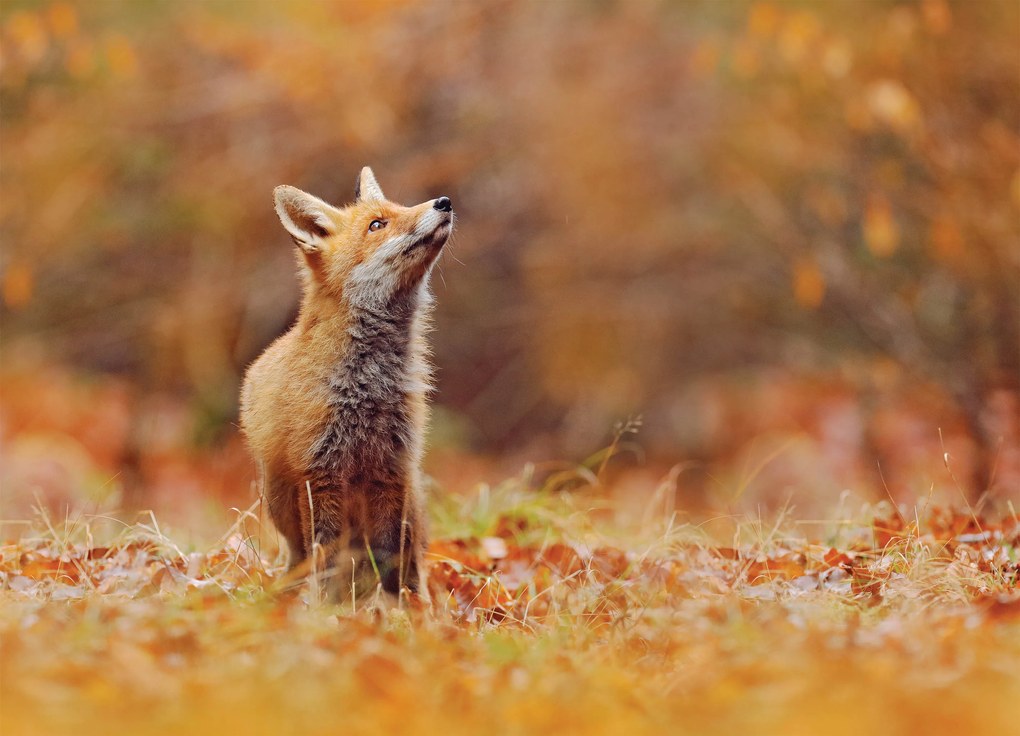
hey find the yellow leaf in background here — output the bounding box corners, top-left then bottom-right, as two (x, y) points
(104, 34), (137, 77)
(823, 39), (852, 79)
(65, 39), (96, 79)
(3, 263), (34, 309)
(778, 11), (819, 64)
(7, 11), (48, 65)
(46, 2), (78, 39)
(792, 258), (825, 309)
(748, 3), (781, 40)
(864, 196), (899, 257)
(866, 80), (921, 134)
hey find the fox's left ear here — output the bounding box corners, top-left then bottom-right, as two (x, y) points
(274, 185), (339, 254)
(354, 166), (385, 203)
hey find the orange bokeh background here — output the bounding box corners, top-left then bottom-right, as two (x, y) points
(2, 0), (1017, 530)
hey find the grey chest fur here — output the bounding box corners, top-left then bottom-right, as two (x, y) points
(308, 301), (417, 491)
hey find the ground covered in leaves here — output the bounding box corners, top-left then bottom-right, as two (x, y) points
(1, 488), (1018, 736)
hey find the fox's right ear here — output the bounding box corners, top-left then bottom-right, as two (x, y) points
(274, 185), (339, 253)
(354, 166), (385, 203)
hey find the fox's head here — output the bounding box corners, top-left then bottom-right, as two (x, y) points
(273, 167), (454, 307)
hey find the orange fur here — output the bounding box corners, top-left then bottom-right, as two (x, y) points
(240, 167), (452, 600)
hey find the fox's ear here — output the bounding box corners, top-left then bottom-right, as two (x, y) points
(354, 166), (385, 203)
(274, 185), (338, 253)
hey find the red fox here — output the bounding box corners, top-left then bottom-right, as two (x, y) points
(240, 166), (453, 600)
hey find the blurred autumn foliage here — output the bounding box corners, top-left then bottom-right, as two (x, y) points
(1, 0), (1018, 516)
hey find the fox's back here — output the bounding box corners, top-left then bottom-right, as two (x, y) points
(240, 326), (333, 480)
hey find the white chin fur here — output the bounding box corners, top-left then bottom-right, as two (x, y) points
(348, 211), (451, 306)
(414, 208), (450, 238)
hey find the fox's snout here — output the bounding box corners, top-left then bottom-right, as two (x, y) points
(412, 196), (454, 252)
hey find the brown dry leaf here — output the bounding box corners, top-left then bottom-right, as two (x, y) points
(745, 554), (805, 583)
(491, 514), (531, 539)
(712, 547), (740, 560)
(428, 561), (484, 618)
(928, 507), (983, 541)
(589, 547), (630, 579)
(469, 577), (516, 623)
(850, 566), (887, 598)
(150, 566), (188, 595)
(428, 539), (486, 572)
(493, 551), (536, 593)
(822, 548), (853, 570)
(873, 515), (908, 548)
(539, 544), (585, 576)
(19, 556), (82, 584)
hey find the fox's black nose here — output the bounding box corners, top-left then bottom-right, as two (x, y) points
(433, 196), (452, 212)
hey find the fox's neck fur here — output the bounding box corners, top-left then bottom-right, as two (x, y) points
(301, 283), (433, 495)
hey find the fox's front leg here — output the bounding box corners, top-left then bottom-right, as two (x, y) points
(362, 487), (428, 599)
(297, 486), (353, 587)
(299, 486), (386, 602)
(368, 518), (424, 597)
(264, 473), (307, 572)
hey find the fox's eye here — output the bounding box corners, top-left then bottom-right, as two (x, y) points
(368, 219), (386, 232)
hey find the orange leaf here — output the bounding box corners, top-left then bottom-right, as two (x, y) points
(20, 556), (81, 583)
(745, 555), (805, 582)
(792, 258), (826, 309)
(822, 548), (853, 569)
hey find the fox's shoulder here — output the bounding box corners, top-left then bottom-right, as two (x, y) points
(241, 328), (309, 414)
(240, 324), (335, 461)
(243, 327), (295, 385)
